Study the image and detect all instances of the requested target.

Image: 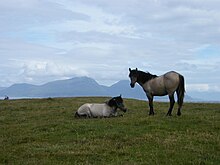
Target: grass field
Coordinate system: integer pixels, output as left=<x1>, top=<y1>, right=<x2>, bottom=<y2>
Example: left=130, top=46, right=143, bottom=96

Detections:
left=0, top=97, right=219, bottom=165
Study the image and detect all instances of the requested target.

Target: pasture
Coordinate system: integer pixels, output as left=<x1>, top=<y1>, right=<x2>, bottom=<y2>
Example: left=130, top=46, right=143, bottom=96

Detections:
left=0, top=97, right=219, bottom=164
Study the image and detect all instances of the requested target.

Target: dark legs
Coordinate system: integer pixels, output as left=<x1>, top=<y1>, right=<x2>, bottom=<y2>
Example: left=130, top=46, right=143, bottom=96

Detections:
left=147, top=95, right=154, bottom=115
left=147, top=93, right=182, bottom=116
left=75, top=113, right=89, bottom=118
left=167, top=94, right=175, bottom=116
left=167, top=92, right=182, bottom=116
left=176, top=89, right=183, bottom=116
left=177, top=107, right=181, bottom=116
left=177, top=95, right=182, bottom=116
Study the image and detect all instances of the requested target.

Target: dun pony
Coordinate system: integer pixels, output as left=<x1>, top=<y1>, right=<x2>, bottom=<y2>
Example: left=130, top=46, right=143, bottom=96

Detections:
left=129, top=68, right=185, bottom=116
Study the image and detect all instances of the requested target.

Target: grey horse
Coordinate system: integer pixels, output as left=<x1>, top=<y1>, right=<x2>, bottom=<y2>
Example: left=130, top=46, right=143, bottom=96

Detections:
left=75, top=95, right=127, bottom=118
left=129, top=68, right=185, bottom=116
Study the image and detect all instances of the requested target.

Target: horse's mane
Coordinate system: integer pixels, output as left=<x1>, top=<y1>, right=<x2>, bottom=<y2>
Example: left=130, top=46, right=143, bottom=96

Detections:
left=138, top=71, right=157, bottom=84
left=105, top=96, right=122, bottom=108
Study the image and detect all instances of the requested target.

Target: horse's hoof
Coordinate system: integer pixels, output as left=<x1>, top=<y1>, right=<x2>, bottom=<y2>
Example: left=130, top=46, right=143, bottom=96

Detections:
left=177, top=113, right=181, bottom=116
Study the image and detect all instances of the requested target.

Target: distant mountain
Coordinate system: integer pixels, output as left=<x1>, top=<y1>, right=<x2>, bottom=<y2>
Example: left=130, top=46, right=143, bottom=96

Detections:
left=108, top=80, right=146, bottom=99
left=0, top=83, right=38, bottom=97
left=35, top=77, right=108, bottom=97
left=0, top=76, right=197, bottom=101
left=0, top=77, right=108, bottom=97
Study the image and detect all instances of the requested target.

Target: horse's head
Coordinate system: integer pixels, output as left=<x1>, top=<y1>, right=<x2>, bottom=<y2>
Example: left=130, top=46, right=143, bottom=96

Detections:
left=107, top=95, right=127, bottom=112
left=129, top=68, right=138, bottom=88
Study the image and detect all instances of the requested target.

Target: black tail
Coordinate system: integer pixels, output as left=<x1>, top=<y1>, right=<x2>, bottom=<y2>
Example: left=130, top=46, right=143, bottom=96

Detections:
left=177, top=74, right=185, bottom=107
left=74, top=111, right=80, bottom=118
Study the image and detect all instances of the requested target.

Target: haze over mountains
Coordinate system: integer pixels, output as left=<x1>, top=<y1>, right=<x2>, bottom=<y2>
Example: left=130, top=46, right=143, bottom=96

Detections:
left=0, top=76, right=217, bottom=102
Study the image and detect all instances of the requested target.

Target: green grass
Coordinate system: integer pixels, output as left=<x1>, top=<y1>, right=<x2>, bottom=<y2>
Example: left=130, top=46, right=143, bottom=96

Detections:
left=0, top=97, right=219, bottom=165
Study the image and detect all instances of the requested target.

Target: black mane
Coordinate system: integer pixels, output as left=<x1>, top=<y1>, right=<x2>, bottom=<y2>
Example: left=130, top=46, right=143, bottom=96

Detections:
left=137, top=71, right=157, bottom=84
left=106, top=96, right=123, bottom=108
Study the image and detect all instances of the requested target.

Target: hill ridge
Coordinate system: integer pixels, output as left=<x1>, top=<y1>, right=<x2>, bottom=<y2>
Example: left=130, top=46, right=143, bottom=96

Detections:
left=0, top=76, right=197, bottom=101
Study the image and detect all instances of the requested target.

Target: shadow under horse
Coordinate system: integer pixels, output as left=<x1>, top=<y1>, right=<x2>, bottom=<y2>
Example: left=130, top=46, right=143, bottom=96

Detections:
left=129, top=68, right=185, bottom=116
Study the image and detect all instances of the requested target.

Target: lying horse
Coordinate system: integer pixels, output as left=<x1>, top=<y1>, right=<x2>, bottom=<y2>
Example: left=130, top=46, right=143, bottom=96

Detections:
left=75, top=95, right=127, bottom=118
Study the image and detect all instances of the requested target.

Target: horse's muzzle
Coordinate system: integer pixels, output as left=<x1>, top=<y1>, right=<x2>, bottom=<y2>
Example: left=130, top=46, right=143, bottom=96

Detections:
left=122, top=107, right=127, bottom=112
left=130, top=83, right=135, bottom=88
left=118, top=105, right=127, bottom=112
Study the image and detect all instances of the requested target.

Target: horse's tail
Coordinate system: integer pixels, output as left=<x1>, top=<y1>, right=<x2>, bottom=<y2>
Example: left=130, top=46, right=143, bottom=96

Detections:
left=74, top=111, right=80, bottom=118
left=177, top=74, right=185, bottom=107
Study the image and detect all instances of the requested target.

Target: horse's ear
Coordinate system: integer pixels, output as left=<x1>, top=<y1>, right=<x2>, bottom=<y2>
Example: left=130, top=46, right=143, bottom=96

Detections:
left=129, top=68, right=131, bottom=72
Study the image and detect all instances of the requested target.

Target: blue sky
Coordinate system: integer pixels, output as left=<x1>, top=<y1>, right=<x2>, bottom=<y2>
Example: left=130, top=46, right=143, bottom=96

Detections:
left=0, top=0, right=220, bottom=100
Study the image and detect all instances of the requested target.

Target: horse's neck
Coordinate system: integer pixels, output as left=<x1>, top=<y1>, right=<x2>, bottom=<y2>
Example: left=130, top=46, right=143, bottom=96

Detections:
left=137, top=71, right=158, bottom=85
left=110, top=107, right=117, bottom=116
left=108, top=105, right=117, bottom=114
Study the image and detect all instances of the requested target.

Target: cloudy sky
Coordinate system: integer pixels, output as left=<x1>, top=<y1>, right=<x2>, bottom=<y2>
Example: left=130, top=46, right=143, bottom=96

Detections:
left=1, top=0, right=220, bottom=99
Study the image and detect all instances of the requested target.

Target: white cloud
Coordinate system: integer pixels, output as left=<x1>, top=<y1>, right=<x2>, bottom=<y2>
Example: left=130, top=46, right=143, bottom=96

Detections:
left=21, top=60, right=88, bottom=78
left=0, top=0, right=220, bottom=101
left=187, top=83, right=220, bottom=92
left=186, top=84, right=210, bottom=92
left=0, top=59, right=88, bottom=86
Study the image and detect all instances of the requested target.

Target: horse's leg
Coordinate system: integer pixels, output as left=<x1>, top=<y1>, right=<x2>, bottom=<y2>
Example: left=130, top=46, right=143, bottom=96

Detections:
left=176, top=90, right=184, bottom=116
left=77, top=114, right=88, bottom=118
left=176, top=75, right=185, bottom=116
left=167, top=94, right=175, bottom=116
left=177, top=106, right=182, bottom=116
left=74, top=111, right=87, bottom=118
left=177, top=90, right=182, bottom=116
left=147, top=95, right=154, bottom=115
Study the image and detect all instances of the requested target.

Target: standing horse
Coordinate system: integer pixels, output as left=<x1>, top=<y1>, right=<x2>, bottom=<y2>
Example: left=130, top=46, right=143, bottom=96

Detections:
left=129, top=68, right=185, bottom=116
left=75, top=95, right=127, bottom=118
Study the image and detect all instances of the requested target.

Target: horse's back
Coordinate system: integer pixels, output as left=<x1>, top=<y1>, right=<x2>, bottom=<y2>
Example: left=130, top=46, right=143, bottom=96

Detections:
left=77, top=103, right=113, bottom=117
left=90, top=103, right=112, bottom=117
left=163, top=71, right=182, bottom=93
left=164, top=71, right=182, bottom=81
left=77, top=103, right=92, bottom=117
left=144, top=71, right=182, bottom=96
left=164, top=71, right=180, bottom=77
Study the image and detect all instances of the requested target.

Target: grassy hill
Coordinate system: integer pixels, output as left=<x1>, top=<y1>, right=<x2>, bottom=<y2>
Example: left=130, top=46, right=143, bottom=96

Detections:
left=0, top=97, right=219, bottom=164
